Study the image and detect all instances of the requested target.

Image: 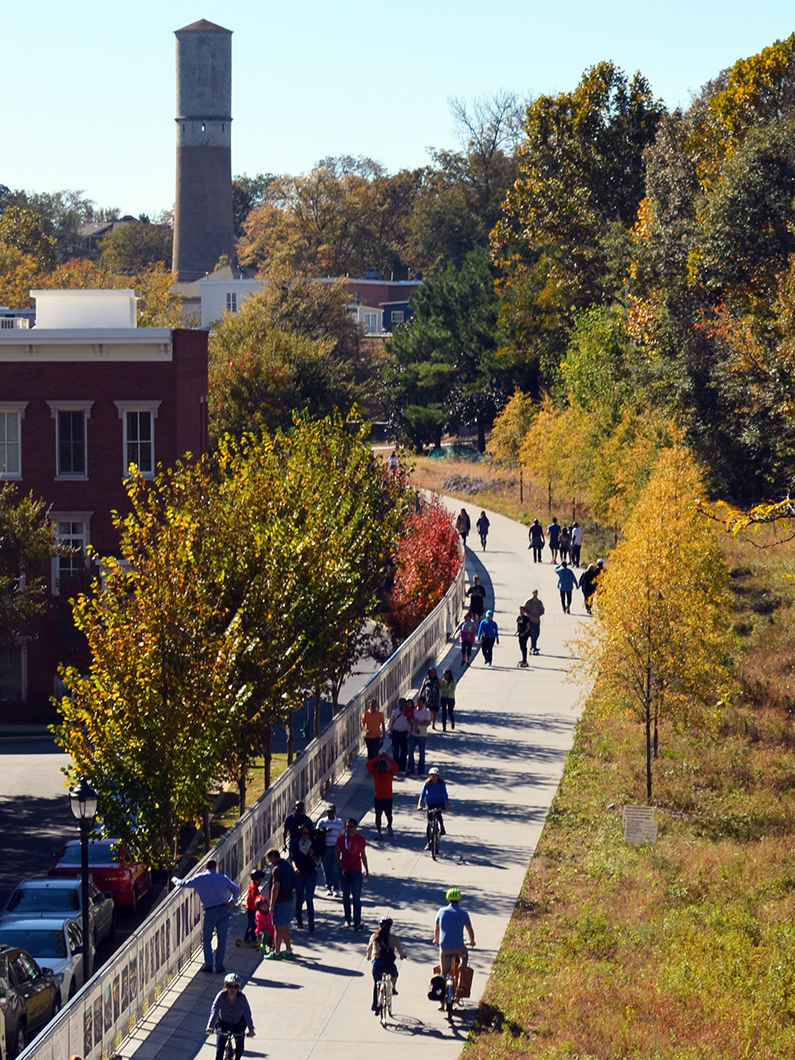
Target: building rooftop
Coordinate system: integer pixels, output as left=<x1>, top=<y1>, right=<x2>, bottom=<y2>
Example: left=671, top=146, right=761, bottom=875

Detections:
left=175, top=19, right=231, bottom=34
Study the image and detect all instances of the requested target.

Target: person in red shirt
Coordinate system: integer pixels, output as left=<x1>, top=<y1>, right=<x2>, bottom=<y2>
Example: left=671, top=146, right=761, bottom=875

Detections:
left=366, top=752, right=399, bottom=839
left=243, top=869, right=265, bottom=942
left=335, top=818, right=370, bottom=931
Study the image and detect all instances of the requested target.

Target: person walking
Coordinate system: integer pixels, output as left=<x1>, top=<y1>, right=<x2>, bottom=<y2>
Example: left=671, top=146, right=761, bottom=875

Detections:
left=524, top=590, right=545, bottom=654
left=420, top=666, right=441, bottom=729
left=417, top=767, right=449, bottom=850
left=407, top=694, right=431, bottom=775
left=264, top=847, right=296, bottom=959
left=558, top=525, right=571, bottom=563
left=528, top=519, right=545, bottom=562
left=439, top=668, right=456, bottom=731
left=205, top=973, right=255, bottom=1060
left=570, top=522, right=583, bottom=566
left=282, top=801, right=312, bottom=853
left=291, top=824, right=320, bottom=932
left=367, top=917, right=406, bottom=1013
left=547, top=517, right=560, bottom=563
left=387, top=450, right=399, bottom=476
left=516, top=606, right=531, bottom=667
left=465, top=575, right=486, bottom=618
left=335, top=818, right=369, bottom=930
left=456, top=508, right=471, bottom=546
left=454, top=611, right=478, bottom=667
left=433, top=888, right=475, bottom=1007
left=242, top=869, right=266, bottom=943
left=361, top=698, right=385, bottom=760
left=476, top=511, right=490, bottom=551
left=172, top=859, right=239, bottom=974
left=578, top=563, right=598, bottom=614
left=316, top=804, right=344, bottom=896
left=555, top=561, right=578, bottom=614
left=366, top=751, right=399, bottom=837
left=477, top=609, right=499, bottom=665
left=387, top=699, right=411, bottom=771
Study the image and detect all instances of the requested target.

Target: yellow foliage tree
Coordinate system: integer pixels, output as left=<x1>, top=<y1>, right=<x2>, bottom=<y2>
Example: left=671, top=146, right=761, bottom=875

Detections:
left=487, top=388, right=535, bottom=465
left=576, top=447, right=734, bottom=800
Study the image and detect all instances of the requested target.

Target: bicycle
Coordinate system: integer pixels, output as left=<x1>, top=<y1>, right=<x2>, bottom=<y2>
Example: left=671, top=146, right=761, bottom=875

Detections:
left=215, top=1023, right=246, bottom=1060
left=426, top=806, right=444, bottom=860
left=444, top=955, right=461, bottom=1017
left=376, top=970, right=393, bottom=1026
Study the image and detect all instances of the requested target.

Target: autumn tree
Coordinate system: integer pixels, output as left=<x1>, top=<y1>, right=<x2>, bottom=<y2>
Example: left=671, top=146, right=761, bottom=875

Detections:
left=577, top=448, right=734, bottom=800
left=383, top=495, right=461, bottom=642
left=97, top=220, right=173, bottom=275
left=0, top=206, right=57, bottom=271
left=487, top=388, right=535, bottom=466
left=0, top=484, right=60, bottom=647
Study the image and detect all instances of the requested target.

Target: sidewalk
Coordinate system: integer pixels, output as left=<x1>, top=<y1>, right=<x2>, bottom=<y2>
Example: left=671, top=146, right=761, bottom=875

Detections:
left=125, top=500, right=586, bottom=1060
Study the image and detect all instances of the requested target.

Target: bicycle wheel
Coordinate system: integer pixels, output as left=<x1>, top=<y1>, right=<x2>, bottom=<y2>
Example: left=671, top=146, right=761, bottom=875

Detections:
left=224, top=1033, right=235, bottom=1060
left=386, top=977, right=393, bottom=1018
left=431, top=815, right=440, bottom=860
left=379, top=976, right=390, bottom=1026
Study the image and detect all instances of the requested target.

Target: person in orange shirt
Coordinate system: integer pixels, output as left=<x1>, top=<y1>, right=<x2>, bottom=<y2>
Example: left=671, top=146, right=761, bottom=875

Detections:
left=361, top=698, right=385, bottom=760
left=366, top=751, right=400, bottom=838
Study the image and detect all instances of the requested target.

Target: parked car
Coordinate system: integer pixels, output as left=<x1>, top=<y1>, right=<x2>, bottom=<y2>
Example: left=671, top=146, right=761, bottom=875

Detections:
left=2, top=879, right=114, bottom=949
left=0, top=945, right=61, bottom=1059
left=48, top=838, right=151, bottom=913
left=0, top=919, right=84, bottom=1002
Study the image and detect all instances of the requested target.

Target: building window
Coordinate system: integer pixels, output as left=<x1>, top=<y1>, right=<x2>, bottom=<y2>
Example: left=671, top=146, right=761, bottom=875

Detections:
left=47, top=402, right=93, bottom=479
left=114, top=402, right=161, bottom=478
left=226, top=292, right=238, bottom=313
left=391, top=311, right=405, bottom=325
left=351, top=292, right=362, bottom=306
left=0, top=646, right=25, bottom=701
left=50, top=512, right=92, bottom=595
left=364, top=312, right=379, bottom=335
left=0, top=403, right=26, bottom=478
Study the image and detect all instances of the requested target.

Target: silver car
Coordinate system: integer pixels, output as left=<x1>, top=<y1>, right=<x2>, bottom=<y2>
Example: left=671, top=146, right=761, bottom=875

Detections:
left=0, top=918, right=85, bottom=1001
left=2, top=878, right=115, bottom=950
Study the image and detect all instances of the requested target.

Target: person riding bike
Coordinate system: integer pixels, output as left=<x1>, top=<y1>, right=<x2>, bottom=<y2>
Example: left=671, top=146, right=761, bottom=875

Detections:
left=366, top=916, right=406, bottom=1013
left=417, top=767, right=449, bottom=850
left=433, top=888, right=475, bottom=1009
left=206, top=973, right=255, bottom=1060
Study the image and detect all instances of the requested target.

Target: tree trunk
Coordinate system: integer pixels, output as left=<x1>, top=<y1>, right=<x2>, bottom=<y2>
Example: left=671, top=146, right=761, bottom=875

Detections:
left=314, top=685, right=322, bottom=738
left=238, top=764, right=247, bottom=817
left=434, top=425, right=443, bottom=450
left=287, top=713, right=294, bottom=766
left=477, top=419, right=486, bottom=453
left=264, top=726, right=273, bottom=789
left=331, top=683, right=340, bottom=716
left=645, top=701, right=653, bottom=801
left=202, top=806, right=211, bottom=853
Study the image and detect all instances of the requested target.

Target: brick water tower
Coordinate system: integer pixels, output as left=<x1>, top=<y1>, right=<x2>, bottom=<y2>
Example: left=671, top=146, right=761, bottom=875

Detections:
left=172, top=19, right=235, bottom=282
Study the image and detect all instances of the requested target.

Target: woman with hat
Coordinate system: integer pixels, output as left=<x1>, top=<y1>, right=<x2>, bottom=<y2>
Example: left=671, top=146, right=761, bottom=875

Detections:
left=366, top=916, right=406, bottom=1012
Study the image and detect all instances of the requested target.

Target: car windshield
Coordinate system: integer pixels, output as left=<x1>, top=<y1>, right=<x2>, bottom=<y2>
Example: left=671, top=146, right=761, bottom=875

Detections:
left=6, top=888, right=79, bottom=913
left=0, top=929, right=67, bottom=959
left=58, top=845, right=118, bottom=867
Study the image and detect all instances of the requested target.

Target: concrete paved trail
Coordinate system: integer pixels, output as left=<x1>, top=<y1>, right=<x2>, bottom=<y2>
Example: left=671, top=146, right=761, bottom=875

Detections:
left=126, top=499, right=587, bottom=1060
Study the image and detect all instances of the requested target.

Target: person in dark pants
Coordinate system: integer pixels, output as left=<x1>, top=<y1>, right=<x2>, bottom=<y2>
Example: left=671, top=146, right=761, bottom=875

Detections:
left=291, top=825, right=319, bottom=932
left=335, top=818, right=369, bottom=930
left=387, top=699, right=411, bottom=771
left=516, top=606, right=531, bottom=667
left=456, top=508, right=471, bottom=546
left=528, top=519, right=545, bottom=562
left=366, top=752, right=399, bottom=837
left=466, top=575, right=486, bottom=618
left=477, top=609, right=499, bottom=665
left=555, top=561, right=578, bottom=614
left=524, top=590, right=545, bottom=654
left=206, top=973, right=255, bottom=1060
left=361, top=698, right=385, bottom=760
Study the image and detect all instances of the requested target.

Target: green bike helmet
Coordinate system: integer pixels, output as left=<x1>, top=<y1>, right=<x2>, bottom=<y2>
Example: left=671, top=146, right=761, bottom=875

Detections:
left=446, top=887, right=462, bottom=902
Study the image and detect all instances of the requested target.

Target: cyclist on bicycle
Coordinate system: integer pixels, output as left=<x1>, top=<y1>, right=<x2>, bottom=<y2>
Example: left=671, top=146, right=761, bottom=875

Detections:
left=206, top=973, right=255, bottom=1060
left=366, top=916, right=406, bottom=1013
left=417, top=767, right=449, bottom=850
left=433, top=888, right=475, bottom=1008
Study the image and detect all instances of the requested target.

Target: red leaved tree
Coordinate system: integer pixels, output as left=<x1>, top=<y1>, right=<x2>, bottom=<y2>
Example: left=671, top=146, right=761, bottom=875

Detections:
left=383, top=496, right=462, bottom=642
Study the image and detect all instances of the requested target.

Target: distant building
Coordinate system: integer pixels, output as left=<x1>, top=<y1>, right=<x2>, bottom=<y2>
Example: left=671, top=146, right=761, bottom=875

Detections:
left=199, top=269, right=422, bottom=331
left=0, top=289, right=208, bottom=724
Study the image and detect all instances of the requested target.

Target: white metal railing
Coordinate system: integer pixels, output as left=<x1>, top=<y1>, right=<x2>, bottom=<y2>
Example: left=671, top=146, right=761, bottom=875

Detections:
left=22, top=554, right=465, bottom=1060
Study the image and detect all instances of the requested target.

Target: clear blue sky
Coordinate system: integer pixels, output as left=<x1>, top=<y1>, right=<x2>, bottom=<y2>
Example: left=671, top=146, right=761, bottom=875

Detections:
left=3, top=0, right=792, bottom=218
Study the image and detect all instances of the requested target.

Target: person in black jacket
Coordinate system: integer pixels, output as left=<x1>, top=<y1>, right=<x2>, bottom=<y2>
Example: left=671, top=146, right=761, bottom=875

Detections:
left=516, top=606, right=531, bottom=667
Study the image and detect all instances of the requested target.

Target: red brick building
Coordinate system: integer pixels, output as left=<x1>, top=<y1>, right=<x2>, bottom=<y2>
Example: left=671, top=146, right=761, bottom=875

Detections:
left=0, top=290, right=208, bottom=723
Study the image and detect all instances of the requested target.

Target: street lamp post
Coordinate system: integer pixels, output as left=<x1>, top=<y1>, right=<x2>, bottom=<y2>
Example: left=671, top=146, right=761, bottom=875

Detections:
left=68, top=778, right=98, bottom=980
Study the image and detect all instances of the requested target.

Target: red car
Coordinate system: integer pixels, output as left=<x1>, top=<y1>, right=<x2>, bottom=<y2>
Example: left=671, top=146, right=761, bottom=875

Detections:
left=48, top=839, right=151, bottom=913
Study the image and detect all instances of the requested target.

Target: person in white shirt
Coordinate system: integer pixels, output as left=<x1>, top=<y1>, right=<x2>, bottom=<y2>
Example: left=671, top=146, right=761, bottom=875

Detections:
left=407, top=696, right=431, bottom=775
left=316, top=804, right=345, bottom=896
left=570, top=522, right=584, bottom=567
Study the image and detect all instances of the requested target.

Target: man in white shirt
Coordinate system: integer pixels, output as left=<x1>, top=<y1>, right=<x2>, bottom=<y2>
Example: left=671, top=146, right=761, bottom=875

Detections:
left=316, top=804, right=345, bottom=897
left=407, top=696, right=431, bottom=775
left=570, top=523, right=584, bottom=567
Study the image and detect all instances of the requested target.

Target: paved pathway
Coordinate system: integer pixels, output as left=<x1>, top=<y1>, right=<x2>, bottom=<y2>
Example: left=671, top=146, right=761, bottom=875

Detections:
left=126, top=500, right=587, bottom=1060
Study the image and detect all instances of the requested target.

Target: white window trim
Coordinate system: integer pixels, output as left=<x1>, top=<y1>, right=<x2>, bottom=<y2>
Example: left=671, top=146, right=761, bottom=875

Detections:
left=114, top=401, right=161, bottom=479
left=46, top=401, right=93, bottom=480
left=49, top=511, right=93, bottom=596
left=0, top=401, right=28, bottom=479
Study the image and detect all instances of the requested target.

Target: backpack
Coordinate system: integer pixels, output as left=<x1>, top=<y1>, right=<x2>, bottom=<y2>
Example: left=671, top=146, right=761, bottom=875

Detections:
left=427, top=974, right=446, bottom=1001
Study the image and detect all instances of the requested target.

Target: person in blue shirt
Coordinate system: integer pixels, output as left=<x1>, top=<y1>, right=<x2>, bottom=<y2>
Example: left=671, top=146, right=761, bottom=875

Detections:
left=172, top=859, right=240, bottom=973
left=417, top=767, right=449, bottom=850
left=433, top=887, right=475, bottom=1007
left=477, top=610, right=499, bottom=665
left=555, top=561, right=579, bottom=613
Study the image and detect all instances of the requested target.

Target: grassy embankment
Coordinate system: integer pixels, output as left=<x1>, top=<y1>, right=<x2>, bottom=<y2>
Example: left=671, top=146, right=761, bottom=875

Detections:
left=412, top=457, right=795, bottom=1060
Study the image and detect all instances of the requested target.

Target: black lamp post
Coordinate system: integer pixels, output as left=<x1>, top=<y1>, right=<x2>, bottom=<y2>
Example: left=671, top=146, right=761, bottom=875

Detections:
left=68, top=778, right=98, bottom=980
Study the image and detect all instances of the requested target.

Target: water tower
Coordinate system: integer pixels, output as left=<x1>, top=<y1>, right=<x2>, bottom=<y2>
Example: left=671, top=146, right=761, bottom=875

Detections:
left=172, top=19, right=235, bottom=282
